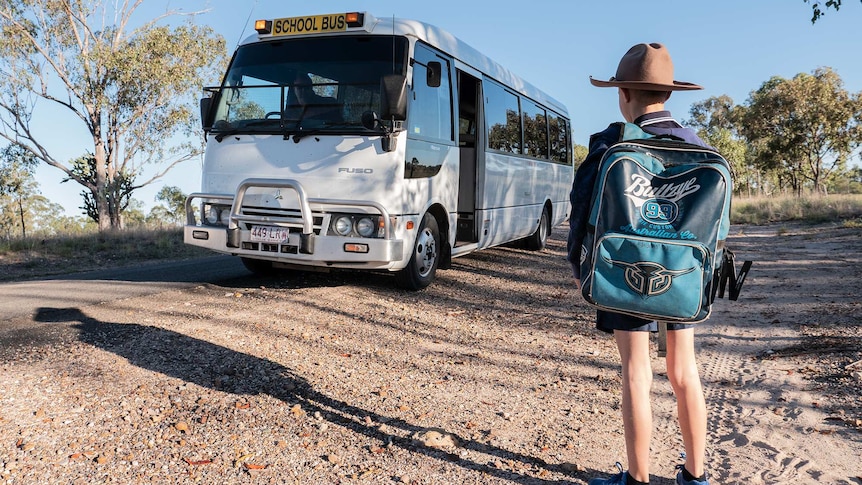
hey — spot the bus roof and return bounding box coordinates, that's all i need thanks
[241,12,569,117]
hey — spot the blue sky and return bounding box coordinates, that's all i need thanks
[30,0,862,216]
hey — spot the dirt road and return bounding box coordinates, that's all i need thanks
[0,223,859,484]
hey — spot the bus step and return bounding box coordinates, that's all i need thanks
[456,214,476,242]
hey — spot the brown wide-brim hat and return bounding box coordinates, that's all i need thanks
[590,43,703,91]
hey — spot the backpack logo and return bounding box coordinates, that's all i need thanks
[624,174,700,225]
[641,198,678,224]
[602,255,695,297]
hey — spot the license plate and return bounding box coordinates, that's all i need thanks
[250,225,290,243]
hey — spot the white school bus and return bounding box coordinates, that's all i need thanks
[185,12,573,289]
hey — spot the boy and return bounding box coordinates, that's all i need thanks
[568,43,710,485]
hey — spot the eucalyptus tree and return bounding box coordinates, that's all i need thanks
[154,185,187,226]
[0,1,225,230]
[67,152,136,226]
[572,143,588,168]
[740,68,862,196]
[687,95,760,195]
[0,143,39,237]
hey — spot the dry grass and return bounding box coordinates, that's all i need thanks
[731,193,862,225]
[0,227,209,281]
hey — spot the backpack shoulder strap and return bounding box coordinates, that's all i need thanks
[618,122,654,142]
[620,121,690,144]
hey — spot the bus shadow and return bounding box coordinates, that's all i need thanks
[34,306,598,484]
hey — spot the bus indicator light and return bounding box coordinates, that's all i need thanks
[254,20,272,34]
[344,243,369,253]
[406,221,415,230]
[345,12,364,27]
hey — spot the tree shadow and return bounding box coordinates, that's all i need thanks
[34,306,601,484]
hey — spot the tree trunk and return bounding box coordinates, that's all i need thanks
[109,193,124,229]
[16,197,26,239]
[93,127,111,231]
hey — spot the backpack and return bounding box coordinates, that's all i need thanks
[579,122,751,323]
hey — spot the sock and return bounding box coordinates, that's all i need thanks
[625,472,649,485]
[682,467,706,482]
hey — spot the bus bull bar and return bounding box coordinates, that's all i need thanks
[184,178,394,255]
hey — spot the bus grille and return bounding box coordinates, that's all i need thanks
[240,205,325,235]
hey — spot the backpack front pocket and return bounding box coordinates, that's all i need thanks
[588,234,711,321]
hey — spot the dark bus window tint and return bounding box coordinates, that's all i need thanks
[212,36,408,132]
[522,98,548,159]
[485,81,521,154]
[548,113,570,164]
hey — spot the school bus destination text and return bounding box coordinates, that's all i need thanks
[273,15,346,35]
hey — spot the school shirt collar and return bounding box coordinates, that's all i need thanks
[634,111,682,128]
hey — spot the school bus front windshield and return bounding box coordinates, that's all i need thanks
[207,35,408,136]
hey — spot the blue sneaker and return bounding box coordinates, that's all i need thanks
[674,453,709,485]
[589,462,628,485]
[675,465,709,485]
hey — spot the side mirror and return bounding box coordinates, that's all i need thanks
[200,97,213,131]
[361,111,398,153]
[426,61,442,88]
[380,74,407,121]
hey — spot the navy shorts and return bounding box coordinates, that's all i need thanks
[596,310,695,334]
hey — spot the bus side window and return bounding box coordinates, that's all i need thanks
[407,46,452,142]
[484,81,521,154]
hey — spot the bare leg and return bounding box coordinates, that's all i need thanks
[614,330,653,482]
[666,328,707,477]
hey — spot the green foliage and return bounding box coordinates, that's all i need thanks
[0,143,41,237]
[688,95,737,132]
[0,1,227,231]
[0,144,37,196]
[687,96,761,195]
[804,0,861,23]
[572,143,588,168]
[68,153,138,225]
[154,185,187,225]
[690,68,862,198]
[740,68,862,196]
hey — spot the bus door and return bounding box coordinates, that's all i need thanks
[455,70,481,245]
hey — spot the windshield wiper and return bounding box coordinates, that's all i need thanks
[290,121,364,143]
[213,119,280,142]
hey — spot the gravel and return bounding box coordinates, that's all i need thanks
[1,224,860,484]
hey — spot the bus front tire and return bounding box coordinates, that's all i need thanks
[524,206,550,251]
[394,213,440,290]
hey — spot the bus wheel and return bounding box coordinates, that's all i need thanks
[525,206,550,251]
[241,257,278,276]
[395,213,440,290]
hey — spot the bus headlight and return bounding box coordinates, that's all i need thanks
[329,213,382,238]
[355,217,375,237]
[205,206,219,225]
[204,204,231,226]
[333,216,353,236]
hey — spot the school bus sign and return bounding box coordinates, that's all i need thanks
[255,13,366,37]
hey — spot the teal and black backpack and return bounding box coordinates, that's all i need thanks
[580,123,751,323]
